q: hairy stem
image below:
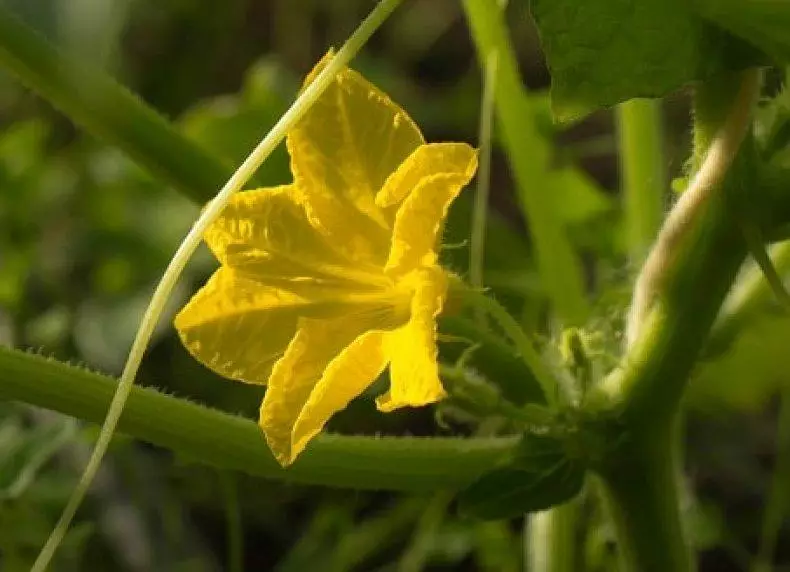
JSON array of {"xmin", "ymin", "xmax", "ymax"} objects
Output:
[
  {"xmin": 450, "ymin": 277, "xmax": 561, "ymax": 407},
  {"xmin": 597, "ymin": 423, "xmax": 690, "ymax": 572},
  {"xmin": 626, "ymin": 70, "xmax": 760, "ymax": 347},
  {"xmin": 32, "ymin": 1, "xmax": 404, "ymax": 569},
  {"xmin": 589, "ymin": 70, "xmax": 761, "ymax": 572},
  {"xmin": 0, "ymin": 346, "xmax": 516, "ymax": 490}
]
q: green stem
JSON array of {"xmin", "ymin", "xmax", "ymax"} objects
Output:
[
  {"xmin": 462, "ymin": 0, "xmax": 589, "ymax": 326},
  {"xmin": 450, "ymin": 278, "xmax": 560, "ymax": 407},
  {"xmin": 597, "ymin": 422, "xmax": 690, "ymax": 572},
  {"xmin": 616, "ymin": 99, "xmax": 665, "ymax": 263},
  {"xmin": 526, "ymin": 502, "xmax": 578, "ymax": 572},
  {"xmin": 32, "ymin": 2, "xmax": 405, "ymax": 569},
  {"xmin": 588, "ymin": 71, "xmax": 760, "ymax": 572},
  {"xmin": 0, "ymin": 5, "xmax": 229, "ymax": 204},
  {"xmin": 0, "ymin": 346, "xmax": 517, "ymax": 490},
  {"xmin": 470, "ymin": 50, "xmax": 498, "ymax": 295}
]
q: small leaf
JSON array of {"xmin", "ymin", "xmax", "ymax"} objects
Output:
[
  {"xmin": 530, "ymin": 0, "xmax": 765, "ymax": 121},
  {"xmin": 458, "ymin": 434, "xmax": 585, "ymax": 520}
]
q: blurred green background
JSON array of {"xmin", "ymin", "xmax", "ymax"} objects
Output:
[{"xmin": 0, "ymin": 1, "xmax": 787, "ymax": 570}]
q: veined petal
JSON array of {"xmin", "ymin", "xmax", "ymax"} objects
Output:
[
  {"xmin": 377, "ymin": 267, "xmax": 448, "ymax": 412},
  {"xmin": 204, "ymin": 186, "xmax": 366, "ymax": 286},
  {"xmin": 286, "ymin": 52, "xmax": 423, "ymax": 265},
  {"xmin": 291, "ymin": 330, "xmax": 388, "ymax": 463},
  {"xmin": 376, "ymin": 143, "xmax": 478, "ymax": 210},
  {"xmin": 174, "ymin": 268, "xmax": 392, "ymax": 385},
  {"xmin": 288, "ymin": 51, "xmax": 424, "ymax": 219},
  {"xmin": 260, "ymin": 319, "xmax": 388, "ymax": 465},
  {"xmin": 384, "ymin": 151, "xmax": 478, "ymax": 276}
]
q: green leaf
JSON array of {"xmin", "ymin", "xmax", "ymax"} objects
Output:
[
  {"xmin": 458, "ymin": 434, "xmax": 585, "ymax": 520},
  {"xmin": 530, "ymin": 0, "xmax": 764, "ymax": 121},
  {"xmin": 694, "ymin": 0, "xmax": 790, "ymax": 65}
]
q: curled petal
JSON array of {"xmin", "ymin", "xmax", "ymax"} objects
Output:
[
  {"xmin": 385, "ymin": 149, "xmax": 478, "ymax": 275},
  {"xmin": 376, "ymin": 143, "xmax": 478, "ymax": 210},
  {"xmin": 260, "ymin": 319, "xmax": 388, "ymax": 465},
  {"xmin": 377, "ymin": 267, "xmax": 448, "ymax": 412}
]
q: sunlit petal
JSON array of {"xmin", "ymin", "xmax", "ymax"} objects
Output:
[
  {"xmin": 377, "ymin": 268, "xmax": 448, "ymax": 412},
  {"xmin": 260, "ymin": 319, "xmax": 387, "ymax": 465},
  {"xmin": 174, "ymin": 268, "xmax": 388, "ymax": 385},
  {"xmin": 376, "ymin": 143, "xmax": 477, "ymax": 210},
  {"xmin": 286, "ymin": 52, "xmax": 425, "ymax": 265},
  {"xmin": 204, "ymin": 186, "xmax": 364, "ymax": 286},
  {"xmin": 290, "ymin": 330, "xmax": 388, "ymax": 463},
  {"xmin": 385, "ymin": 150, "xmax": 478, "ymax": 275},
  {"xmin": 289, "ymin": 51, "xmax": 424, "ymax": 218}
]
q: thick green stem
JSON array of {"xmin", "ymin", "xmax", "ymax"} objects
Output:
[
  {"xmin": 0, "ymin": 346, "xmax": 517, "ymax": 491},
  {"xmin": 598, "ymin": 422, "xmax": 690, "ymax": 572},
  {"xmin": 617, "ymin": 99, "xmax": 665, "ymax": 263},
  {"xmin": 588, "ymin": 71, "xmax": 760, "ymax": 572},
  {"xmin": 526, "ymin": 502, "xmax": 578, "ymax": 572}
]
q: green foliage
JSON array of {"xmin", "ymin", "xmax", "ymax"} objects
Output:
[
  {"xmin": 458, "ymin": 433, "xmax": 585, "ymax": 520},
  {"xmin": 694, "ymin": 0, "xmax": 790, "ymax": 65},
  {"xmin": 531, "ymin": 0, "xmax": 764, "ymax": 121}
]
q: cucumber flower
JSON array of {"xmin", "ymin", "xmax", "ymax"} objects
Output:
[{"xmin": 174, "ymin": 54, "xmax": 478, "ymax": 465}]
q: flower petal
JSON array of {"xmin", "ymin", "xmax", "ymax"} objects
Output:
[
  {"xmin": 288, "ymin": 51, "xmax": 424, "ymax": 220},
  {"xmin": 204, "ymin": 185, "xmax": 377, "ymax": 288},
  {"xmin": 385, "ymin": 149, "xmax": 478, "ymax": 275},
  {"xmin": 376, "ymin": 143, "xmax": 478, "ymax": 210},
  {"xmin": 286, "ymin": 52, "xmax": 424, "ymax": 265},
  {"xmin": 260, "ymin": 319, "xmax": 388, "ymax": 465},
  {"xmin": 377, "ymin": 267, "xmax": 448, "ymax": 412},
  {"xmin": 174, "ymin": 268, "xmax": 386, "ymax": 385}
]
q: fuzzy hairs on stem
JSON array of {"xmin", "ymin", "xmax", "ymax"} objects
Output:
[{"xmin": 625, "ymin": 70, "xmax": 761, "ymax": 349}]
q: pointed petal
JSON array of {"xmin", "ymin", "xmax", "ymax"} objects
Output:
[
  {"xmin": 377, "ymin": 268, "xmax": 448, "ymax": 412},
  {"xmin": 286, "ymin": 52, "xmax": 424, "ymax": 265},
  {"xmin": 290, "ymin": 330, "xmax": 388, "ymax": 462},
  {"xmin": 385, "ymin": 148, "xmax": 478, "ymax": 275},
  {"xmin": 260, "ymin": 319, "xmax": 388, "ymax": 465},
  {"xmin": 174, "ymin": 268, "xmax": 383, "ymax": 385},
  {"xmin": 376, "ymin": 143, "xmax": 478, "ymax": 209},
  {"xmin": 288, "ymin": 51, "xmax": 424, "ymax": 218}
]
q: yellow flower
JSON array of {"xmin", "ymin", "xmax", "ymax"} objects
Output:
[{"xmin": 174, "ymin": 54, "xmax": 478, "ymax": 465}]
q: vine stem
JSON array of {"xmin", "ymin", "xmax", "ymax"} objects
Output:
[
  {"xmin": 626, "ymin": 69, "xmax": 761, "ymax": 347},
  {"xmin": 31, "ymin": 1, "xmax": 404, "ymax": 569},
  {"xmin": 449, "ymin": 277, "xmax": 560, "ymax": 407},
  {"xmin": 469, "ymin": 50, "xmax": 498, "ymax": 299},
  {"xmin": 591, "ymin": 69, "xmax": 762, "ymax": 572}
]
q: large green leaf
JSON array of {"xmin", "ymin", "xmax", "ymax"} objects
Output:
[
  {"xmin": 694, "ymin": 0, "xmax": 790, "ymax": 65},
  {"xmin": 530, "ymin": 0, "xmax": 764, "ymax": 121},
  {"xmin": 458, "ymin": 433, "xmax": 585, "ymax": 520}
]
